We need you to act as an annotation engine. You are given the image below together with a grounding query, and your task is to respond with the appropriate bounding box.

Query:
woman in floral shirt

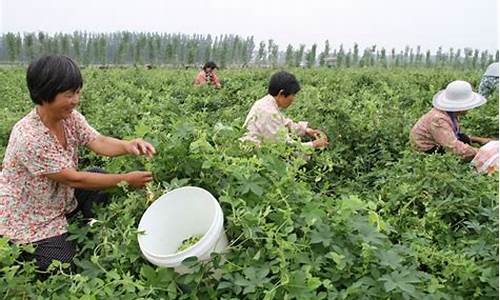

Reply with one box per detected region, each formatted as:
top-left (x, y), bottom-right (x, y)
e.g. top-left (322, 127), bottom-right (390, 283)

top-left (410, 80), bottom-right (494, 161)
top-left (241, 71), bottom-right (329, 149)
top-left (0, 55), bottom-right (156, 271)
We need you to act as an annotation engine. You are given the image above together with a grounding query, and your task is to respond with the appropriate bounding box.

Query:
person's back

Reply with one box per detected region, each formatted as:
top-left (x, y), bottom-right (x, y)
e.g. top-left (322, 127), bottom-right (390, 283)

top-left (410, 108), bottom-right (444, 151)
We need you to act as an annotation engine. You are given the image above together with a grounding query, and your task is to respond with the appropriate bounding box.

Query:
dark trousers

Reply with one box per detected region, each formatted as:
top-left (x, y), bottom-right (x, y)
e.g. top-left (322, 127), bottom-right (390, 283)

top-left (425, 133), bottom-right (471, 154)
top-left (32, 168), bottom-right (109, 272)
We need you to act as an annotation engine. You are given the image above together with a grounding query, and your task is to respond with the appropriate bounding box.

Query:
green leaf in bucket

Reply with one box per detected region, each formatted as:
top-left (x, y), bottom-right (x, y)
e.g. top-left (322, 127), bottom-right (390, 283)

top-left (177, 234), bottom-right (203, 252)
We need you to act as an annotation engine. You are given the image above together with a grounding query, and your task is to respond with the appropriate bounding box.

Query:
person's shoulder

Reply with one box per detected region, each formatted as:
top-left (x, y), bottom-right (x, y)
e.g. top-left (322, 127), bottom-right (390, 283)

top-left (66, 110), bottom-right (88, 124)
top-left (64, 110), bottom-right (95, 135)
top-left (70, 109), bottom-right (85, 118)
top-left (257, 94), bottom-right (274, 104)
top-left (250, 96), bottom-right (278, 117)
top-left (252, 95), bottom-right (271, 108)
top-left (425, 108), bottom-right (445, 118)
top-left (10, 111), bottom-right (45, 148)
top-left (12, 110), bottom-right (38, 136)
top-left (428, 108), bottom-right (451, 126)
top-left (431, 108), bottom-right (449, 118)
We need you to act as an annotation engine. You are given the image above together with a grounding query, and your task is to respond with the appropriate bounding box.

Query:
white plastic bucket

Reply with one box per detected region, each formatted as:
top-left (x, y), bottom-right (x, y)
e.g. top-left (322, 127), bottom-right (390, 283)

top-left (137, 186), bottom-right (228, 273)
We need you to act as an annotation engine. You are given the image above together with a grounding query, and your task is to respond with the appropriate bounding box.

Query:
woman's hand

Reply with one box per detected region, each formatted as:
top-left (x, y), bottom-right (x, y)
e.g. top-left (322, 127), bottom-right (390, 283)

top-left (312, 137), bottom-right (329, 149)
top-left (125, 139), bottom-right (156, 158)
top-left (124, 171), bottom-right (153, 188)
top-left (306, 128), bottom-right (326, 139)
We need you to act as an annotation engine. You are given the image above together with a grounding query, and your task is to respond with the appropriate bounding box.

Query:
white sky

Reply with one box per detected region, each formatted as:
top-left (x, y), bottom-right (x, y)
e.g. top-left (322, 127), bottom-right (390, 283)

top-left (0, 0), bottom-right (498, 52)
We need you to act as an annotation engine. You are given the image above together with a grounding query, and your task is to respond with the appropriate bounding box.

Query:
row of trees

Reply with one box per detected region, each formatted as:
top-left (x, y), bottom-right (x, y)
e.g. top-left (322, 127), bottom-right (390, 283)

top-left (0, 32), bottom-right (498, 69)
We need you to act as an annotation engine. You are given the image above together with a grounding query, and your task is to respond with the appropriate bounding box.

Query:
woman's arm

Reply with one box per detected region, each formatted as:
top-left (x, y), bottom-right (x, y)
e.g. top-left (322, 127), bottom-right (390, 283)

top-left (212, 73), bottom-right (222, 88)
top-left (44, 168), bottom-right (153, 190)
top-left (430, 119), bottom-right (478, 160)
top-left (283, 117), bottom-right (309, 136)
top-left (470, 136), bottom-right (494, 146)
top-left (87, 136), bottom-right (155, 158)
top-left (194, 71), bottom-right (207, 86)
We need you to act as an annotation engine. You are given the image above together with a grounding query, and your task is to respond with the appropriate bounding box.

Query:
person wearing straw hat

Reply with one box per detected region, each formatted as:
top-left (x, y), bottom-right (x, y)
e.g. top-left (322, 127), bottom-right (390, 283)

top-left (478, 62), bottom-right (499, 97)
top-left (410, 80), bottom-right (494, 161)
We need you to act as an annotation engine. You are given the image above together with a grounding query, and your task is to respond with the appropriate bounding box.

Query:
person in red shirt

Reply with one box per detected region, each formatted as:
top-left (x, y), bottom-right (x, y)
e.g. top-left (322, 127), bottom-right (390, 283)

top-left (194, 61), bottom-right (221, 88)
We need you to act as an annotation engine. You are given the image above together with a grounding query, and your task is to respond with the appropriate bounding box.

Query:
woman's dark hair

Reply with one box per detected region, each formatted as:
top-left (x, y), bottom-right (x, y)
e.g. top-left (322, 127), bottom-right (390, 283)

top-left (203, 61), bottom-right (218, 71)
top-left (268, 71), bottom-right (301, 97)
top-left (26, 55), bottom-right (83, 104)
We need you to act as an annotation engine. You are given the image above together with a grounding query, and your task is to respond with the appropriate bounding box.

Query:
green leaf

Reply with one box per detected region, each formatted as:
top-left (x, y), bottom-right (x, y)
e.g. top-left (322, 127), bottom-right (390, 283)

top-left (310, 223), bottom-right (333, 247)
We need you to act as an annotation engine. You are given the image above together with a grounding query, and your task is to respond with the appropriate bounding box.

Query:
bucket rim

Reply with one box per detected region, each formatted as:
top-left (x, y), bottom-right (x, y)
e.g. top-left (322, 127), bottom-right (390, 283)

top-left (137, 186), bottom-right (224, 260)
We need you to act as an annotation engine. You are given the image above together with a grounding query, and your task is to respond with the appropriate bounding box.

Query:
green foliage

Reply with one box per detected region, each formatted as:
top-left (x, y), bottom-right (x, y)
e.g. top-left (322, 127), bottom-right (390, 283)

top-left (0, 67), bottom-right (498, 299)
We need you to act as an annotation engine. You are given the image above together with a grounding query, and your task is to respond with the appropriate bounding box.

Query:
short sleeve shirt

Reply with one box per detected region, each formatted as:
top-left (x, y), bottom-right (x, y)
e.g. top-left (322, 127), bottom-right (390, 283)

top-left (240, 95), bottom-right (313, 147)
top-left (194, 70), bottom-right (221, 87)
top-left (0, 109), bottom-right (99, 243)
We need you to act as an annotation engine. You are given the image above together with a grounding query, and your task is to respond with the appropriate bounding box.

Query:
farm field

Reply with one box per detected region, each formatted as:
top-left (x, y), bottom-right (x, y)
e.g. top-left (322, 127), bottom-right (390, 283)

top-left (0, 67), bottom-right (498, 299)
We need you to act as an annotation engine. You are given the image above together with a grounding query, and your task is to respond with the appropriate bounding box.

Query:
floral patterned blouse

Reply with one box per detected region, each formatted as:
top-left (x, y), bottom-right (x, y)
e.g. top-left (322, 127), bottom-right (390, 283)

top-left (241, 94), bottom-right (313, 147)
top-left (0, 109), bottom-right (98, 243)
top-left (410, 108), bottom-right (477, 160)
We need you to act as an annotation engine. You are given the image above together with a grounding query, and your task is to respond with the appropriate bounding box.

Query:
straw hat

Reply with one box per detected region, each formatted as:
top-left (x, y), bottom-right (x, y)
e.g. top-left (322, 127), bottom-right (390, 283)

top-left (432, 80), bottom-right (486, 112)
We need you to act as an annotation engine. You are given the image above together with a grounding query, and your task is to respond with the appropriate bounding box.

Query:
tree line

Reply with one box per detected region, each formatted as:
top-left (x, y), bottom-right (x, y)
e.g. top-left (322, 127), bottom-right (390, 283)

top-left (0, 32), bottom-right (498, 69)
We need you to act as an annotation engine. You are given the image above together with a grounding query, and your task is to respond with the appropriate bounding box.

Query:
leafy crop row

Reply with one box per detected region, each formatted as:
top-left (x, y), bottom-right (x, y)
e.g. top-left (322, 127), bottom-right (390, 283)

top-left (0, 67), bottom-right (498, 299)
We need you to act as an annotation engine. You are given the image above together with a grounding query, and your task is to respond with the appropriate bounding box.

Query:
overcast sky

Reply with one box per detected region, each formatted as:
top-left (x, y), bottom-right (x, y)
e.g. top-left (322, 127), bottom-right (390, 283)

top-left (0, 0), bottom-right (498, 52)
